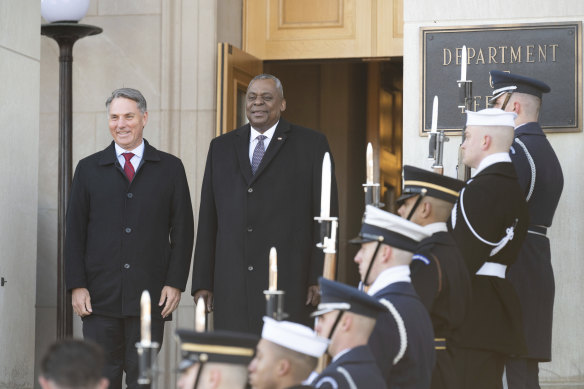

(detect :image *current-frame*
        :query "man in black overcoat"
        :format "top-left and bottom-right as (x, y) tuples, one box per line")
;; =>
(65, 88), (195, 389)
(192, 74), (338, 334)
(448, 108), (529, 389)
(490, 70), (564, 389)
(351, 205), (435, 388)
(397, 165), (470, 389)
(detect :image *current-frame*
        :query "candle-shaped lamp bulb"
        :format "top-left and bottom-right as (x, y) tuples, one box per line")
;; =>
(140, 290), (151, 346)
(269, 247), (278, 291)
(366, 143), (374, 184)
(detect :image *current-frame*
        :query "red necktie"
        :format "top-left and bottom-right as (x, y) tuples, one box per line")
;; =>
(122, 152), (135, 181)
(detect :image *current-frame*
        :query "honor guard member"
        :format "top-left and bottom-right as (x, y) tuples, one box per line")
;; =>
(175, 329), (258, 389)
(248, 317), (329, 389)
(490, 70), (564, 389)
(397, 165), (471, 389)
(449, 108), (529, 389)
(351, 206), (435, 389)
(311, 277), (388, 389)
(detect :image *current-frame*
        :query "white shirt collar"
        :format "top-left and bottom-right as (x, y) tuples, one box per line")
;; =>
(250, 122), (278, 142)
(332, 347), (352, 362)
(474, 152), (511, 175)
(422, 222), (447, 235)
(115, 140), (144, 158)
(514, 122), (527, 130)
(367, 265), (411, 296)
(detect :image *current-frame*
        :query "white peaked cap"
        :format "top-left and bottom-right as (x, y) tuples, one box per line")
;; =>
(261, 317), (329, 358)
(466, 108), (517, 127)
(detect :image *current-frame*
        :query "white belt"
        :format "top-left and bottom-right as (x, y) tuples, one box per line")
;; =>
(475, 262), (507, 279)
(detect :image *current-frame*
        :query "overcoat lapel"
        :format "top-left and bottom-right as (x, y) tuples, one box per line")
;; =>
(98, 142), (126, 179)
(234, 125), (254, 185)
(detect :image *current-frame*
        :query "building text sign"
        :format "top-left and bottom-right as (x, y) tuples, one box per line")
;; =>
(421, 22), (581, 134)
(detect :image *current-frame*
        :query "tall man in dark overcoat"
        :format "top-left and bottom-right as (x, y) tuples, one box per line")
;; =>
(192, 74), (338, 334)
(448, 108), (528, 389)
(65, 88), (195, 389)
(489, 71), (564, 388)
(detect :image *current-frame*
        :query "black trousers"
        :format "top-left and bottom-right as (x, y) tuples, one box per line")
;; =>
(82, 315), (165, 389)
(453, 347), (506, 389)
(506, 358), (540, 389)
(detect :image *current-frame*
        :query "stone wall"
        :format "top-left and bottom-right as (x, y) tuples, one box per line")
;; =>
(0, 1), (40, 388)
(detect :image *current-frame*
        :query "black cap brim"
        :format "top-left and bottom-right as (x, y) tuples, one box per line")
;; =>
(396, 192), (417, 206)
(348, 235), (375, 245)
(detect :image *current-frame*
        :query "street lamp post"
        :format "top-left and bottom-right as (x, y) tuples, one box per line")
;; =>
(41, 1), (102, 339)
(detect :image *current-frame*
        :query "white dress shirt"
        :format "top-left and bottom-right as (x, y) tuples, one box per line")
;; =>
(115, 140), (144, 173)
(249, 122), (278, 163)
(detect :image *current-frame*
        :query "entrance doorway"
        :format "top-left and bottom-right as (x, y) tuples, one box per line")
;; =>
(264, 59), (403, 285)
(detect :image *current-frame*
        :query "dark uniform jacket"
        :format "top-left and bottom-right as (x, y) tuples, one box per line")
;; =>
(313, 345), (387, 389)
(411, 226), (471, 389)
(192, 119), (338, 333)
(507, 122), (563, 361)
(368, 276), (435, 388)
(65, 140), (195, 320)
(449, 159), (528, 355)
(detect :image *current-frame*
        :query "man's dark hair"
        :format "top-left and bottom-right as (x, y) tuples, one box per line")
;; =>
(105, 87), (148, 114)
(40, 339), (105, 389)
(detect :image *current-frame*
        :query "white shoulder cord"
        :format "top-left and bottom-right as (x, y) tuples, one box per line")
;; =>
(315, 376), (338, 389)
(459, 187), (516, 256)
(379, 298), (407, 365)
(515, 138), (536, 202)
(336, 367), (358, 389)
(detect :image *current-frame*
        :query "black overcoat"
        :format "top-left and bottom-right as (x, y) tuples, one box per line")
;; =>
(192, 119), (338, 333)
(448, 161), (528, 355)
(507, 122), (564, 361)
(65, 140), (195, 320)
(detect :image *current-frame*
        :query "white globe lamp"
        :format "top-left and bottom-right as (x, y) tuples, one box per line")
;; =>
(41, 0), (90, 23)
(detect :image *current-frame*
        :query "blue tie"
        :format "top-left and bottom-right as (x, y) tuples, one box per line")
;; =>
(251, 135), (267, 175)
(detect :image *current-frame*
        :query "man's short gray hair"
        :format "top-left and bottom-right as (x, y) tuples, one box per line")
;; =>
(105, 88), (147, 114)
(248, 74), (284, 98)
